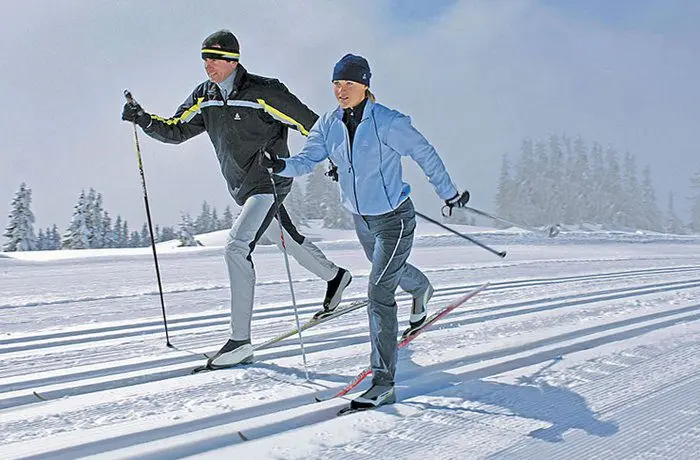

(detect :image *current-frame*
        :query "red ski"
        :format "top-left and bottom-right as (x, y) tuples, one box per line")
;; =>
(318, 282), (489, 402)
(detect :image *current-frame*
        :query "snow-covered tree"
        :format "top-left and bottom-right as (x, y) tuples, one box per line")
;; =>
(666, 192), (683, 234)
(140, 223), (150, 247)
(639, 165), (661, 231)
(304, 165), (331, 220)
(102, 212), (116, 248)
(210, 207), (220, 232)
(85, 188), (105, 249)
(128, 230), (141, 248)
(621, 153), (640, 228)
(283, 181), (308, 227)
(690, 169), (700, 233)
(195, 201), (213, 234)
(62, 190), (90, 249)
(494, 155), (514, 226)
(160, 225), (177, 242)
(323, 183), (353, 229)
(222, 205), (234, 229)
(178, 212), (199, 246)
(3, 182), (37, 251)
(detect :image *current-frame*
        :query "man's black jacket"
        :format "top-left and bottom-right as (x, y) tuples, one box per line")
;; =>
(143, 64), (318, 204)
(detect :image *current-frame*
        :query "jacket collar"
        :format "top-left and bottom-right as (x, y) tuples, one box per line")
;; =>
(205, 63), (248, 100)
(333, 96), (374, 121)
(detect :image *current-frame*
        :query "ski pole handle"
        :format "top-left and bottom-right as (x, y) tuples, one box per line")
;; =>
(123, 89), (137, 105)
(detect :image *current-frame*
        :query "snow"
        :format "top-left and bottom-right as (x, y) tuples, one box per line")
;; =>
(2, 223), (700, 459)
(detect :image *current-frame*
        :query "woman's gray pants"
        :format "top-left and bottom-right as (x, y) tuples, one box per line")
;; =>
(353, 198), (430, 386)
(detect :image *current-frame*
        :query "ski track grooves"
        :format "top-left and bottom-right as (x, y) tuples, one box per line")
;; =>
(14, 300), (700, 459)
(1, 270), (699, 413)
(2, 264), (697, 352)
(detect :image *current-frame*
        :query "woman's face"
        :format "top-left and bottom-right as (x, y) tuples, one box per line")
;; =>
(333, 80), (367, 109)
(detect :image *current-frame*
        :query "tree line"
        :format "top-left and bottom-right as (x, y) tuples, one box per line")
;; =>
(2, 163), (355, 252)
(492, 134), (700, 233)
(4, 145), (700, 252)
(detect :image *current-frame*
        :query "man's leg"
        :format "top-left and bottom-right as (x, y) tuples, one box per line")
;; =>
(262, 203), (351, 312)
(223, 195), (276, 340)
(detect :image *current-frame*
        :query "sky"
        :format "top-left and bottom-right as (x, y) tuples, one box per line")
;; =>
(1, 0), (699, 230)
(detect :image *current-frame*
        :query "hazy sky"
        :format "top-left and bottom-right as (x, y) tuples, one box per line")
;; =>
(1, 0), (698, 230)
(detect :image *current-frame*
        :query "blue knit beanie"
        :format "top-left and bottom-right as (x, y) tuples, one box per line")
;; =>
(332, 54), (371, 87)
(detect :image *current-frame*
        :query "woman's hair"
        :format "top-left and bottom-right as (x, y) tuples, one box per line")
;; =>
(366, 89), (376, 102)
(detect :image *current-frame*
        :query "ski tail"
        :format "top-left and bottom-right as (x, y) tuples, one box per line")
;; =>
(319, 282), (490, 402)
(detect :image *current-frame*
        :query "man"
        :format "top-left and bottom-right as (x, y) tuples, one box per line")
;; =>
(121, 30), (352, 368)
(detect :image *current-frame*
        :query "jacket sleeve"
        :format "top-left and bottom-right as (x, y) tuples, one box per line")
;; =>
(255, 80), (319, 137)
(277, 117), (329, 177)
(384, 112), (459, 200)
(142, 90), (206, 144)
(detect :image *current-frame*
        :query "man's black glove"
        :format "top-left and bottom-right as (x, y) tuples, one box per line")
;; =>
(259, 150), (285, 174)
(121, 102), (152, 129)
(443, 190), (470, 216)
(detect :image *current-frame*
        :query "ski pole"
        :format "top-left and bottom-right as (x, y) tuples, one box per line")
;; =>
(264, 153), (310, 381)
(123, 89), (172, 348)
(462, 206), (561, 238)
(415, 210), (506, 259)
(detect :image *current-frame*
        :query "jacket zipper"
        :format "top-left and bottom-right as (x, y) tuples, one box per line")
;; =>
(344, 123), (362, 215)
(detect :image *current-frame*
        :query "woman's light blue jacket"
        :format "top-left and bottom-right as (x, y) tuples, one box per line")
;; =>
(279, 98), (458, 216)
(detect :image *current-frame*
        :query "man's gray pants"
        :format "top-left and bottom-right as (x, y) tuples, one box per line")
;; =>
(225, 194), (338, 341)
(353, 198), (430, 386)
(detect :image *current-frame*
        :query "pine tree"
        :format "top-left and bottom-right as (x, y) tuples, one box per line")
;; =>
(113, 215), (124, 248)
(322, 183), (353, 229)
(639, 165), (661, 231)
(178, 213), (199, 246)
(621, 153), (641, 229)
(666, 192), (683, 234)
(3, 182), (38, 251)
(140, 223), (150, 247)
(44, 225), (61, 250)
(62, 190), (90, 249)
(121, 220), (130, 248)
(513, 139), (537, 226)
(283, 181), (308, 227)
(588, 142), (606, 224)
(36, 228), (46, 251)
(304, 165), (330, 220)
(604, 146), (623, 228)
(84, 188), (105, 249)
(102, 211), (115, 248)
(494, 154), (513, 227)
(210, 208), (220, 232)
(570, 136), (591, 224)
(195, 201), (212, 234)
(129, 230), (141, 248)
(690, 169), (700, 233)
(222, 205), (234, 229)
(160, 226), (177, 242)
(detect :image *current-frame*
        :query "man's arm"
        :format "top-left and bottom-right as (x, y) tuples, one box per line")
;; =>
(142, 90), (207, 144)
(255, 79), (319, 137)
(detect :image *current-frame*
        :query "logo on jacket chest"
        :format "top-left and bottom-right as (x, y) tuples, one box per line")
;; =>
(234, 113), (241, 120)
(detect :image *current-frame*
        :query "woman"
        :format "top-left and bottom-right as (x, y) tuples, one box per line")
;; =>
(261, 54), (469, 409)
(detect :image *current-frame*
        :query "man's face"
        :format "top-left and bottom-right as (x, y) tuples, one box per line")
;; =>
(203, 45), (237, 83)
(333, 80), (367, 109)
